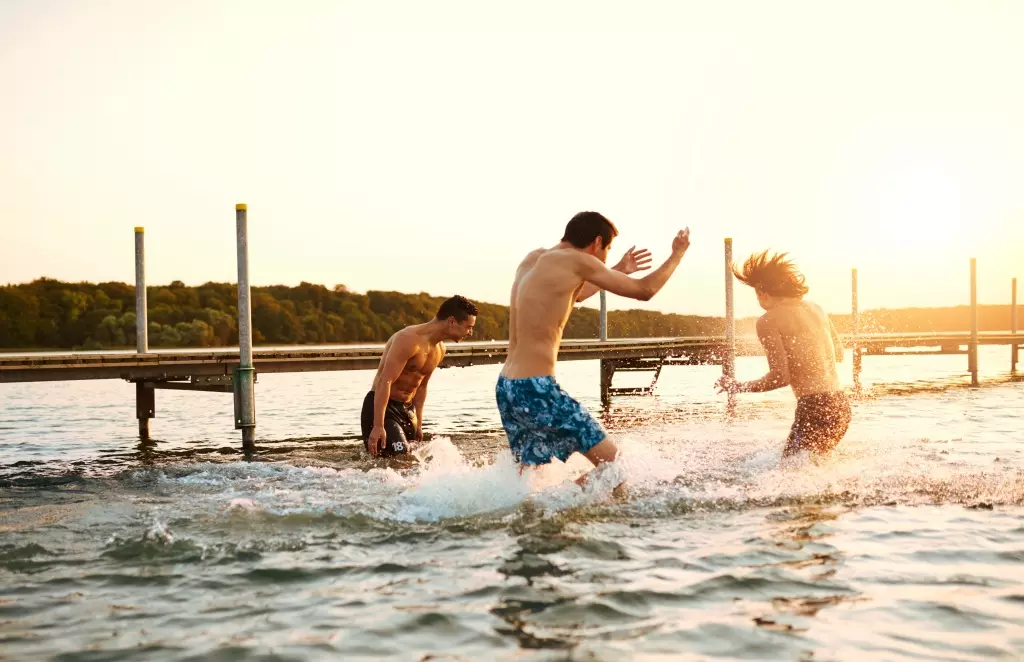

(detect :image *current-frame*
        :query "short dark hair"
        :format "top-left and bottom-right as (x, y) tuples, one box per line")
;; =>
(436, 295), (478, 321)
(732, 250), (809, 298)
(562, 211), (619, 249)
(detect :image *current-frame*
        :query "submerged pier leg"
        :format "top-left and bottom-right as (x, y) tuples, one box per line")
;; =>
(235, 203), (257, 453)
(969, 258), (979, 387)
(136, 382), (155, 441)
(600, 359), (615, 407)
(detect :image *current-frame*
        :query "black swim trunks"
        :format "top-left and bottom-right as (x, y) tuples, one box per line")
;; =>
(782, 391), (851, 457)
(360, 391), (418, 457)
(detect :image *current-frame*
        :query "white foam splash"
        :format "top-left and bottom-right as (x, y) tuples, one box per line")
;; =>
(142, 520), (174, 544)
(155, 417), (1023, 525)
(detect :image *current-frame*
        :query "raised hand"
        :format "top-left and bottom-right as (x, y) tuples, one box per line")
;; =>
(614, 246), (653, 275)
(672, 227), (691, 255)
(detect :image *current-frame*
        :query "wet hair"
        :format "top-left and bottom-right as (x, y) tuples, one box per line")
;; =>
(436, 295), (478, 322)
(732, 250), (809, 298)
(561, 211), (619, 249)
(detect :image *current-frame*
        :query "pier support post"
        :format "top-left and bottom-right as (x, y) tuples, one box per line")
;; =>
(599, 359), (614, 407)
(134, 227), (152, 439)
(136, 382), (154, 440)
(723, 238), (735, 380)
(852, 268), (861, 390)
(234, 203), (257, 452)
(969, 258), (979, 386)
(1012, 277), (1018, 373)
(723, 239), (736, 411)
(599, 290), (608, 341)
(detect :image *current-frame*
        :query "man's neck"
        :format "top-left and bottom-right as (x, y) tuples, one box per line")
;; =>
(423, 320), (449, 344)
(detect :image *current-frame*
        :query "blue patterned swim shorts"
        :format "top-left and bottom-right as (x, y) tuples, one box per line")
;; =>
(495, 375), (607, 465)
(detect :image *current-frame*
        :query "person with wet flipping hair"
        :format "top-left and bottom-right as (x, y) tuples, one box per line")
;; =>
(716, 251), (851, 458)
(362, 296), (478, 457)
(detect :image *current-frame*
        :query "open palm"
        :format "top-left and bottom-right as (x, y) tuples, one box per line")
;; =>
(615, 246), (653, 275)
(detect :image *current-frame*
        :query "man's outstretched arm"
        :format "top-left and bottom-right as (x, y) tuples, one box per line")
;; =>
(718, 317), (791, 394)
(577, 230), (689, 302)
(576, 246), (653, 303)
(368, 339), (416, 455)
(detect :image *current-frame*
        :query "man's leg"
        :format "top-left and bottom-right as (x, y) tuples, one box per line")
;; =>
(582, 437), (619, 466)
(360, 391), (375, 452)
(577, 437), (622, 488)
(382, 418), (411, 456)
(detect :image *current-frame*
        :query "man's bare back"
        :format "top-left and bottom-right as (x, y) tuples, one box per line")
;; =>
(504, 236), (690, 379)
(758, 300), (843, 398)
(503, 248), (595, 380)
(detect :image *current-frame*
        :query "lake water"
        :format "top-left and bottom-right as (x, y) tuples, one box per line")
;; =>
(1, 346), (1022, 661)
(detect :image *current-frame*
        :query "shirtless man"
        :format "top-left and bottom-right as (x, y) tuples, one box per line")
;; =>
(716, 251), (851, 457)
(362, 295), (478, 457)
(497, 211), (691, 483)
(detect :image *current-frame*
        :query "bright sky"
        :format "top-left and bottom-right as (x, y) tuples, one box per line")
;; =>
(1, 0), (1022, 317)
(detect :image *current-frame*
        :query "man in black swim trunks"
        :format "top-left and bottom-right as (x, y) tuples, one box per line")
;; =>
(716, 251), (851, 457)
(362, 296), (478, 457)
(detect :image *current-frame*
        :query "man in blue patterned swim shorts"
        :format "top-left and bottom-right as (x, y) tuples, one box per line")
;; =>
(499, 211), (691, 485)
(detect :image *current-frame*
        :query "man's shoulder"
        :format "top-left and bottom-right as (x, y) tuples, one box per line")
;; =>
(536, 247), (593, 271)
(388, 326), (422, 347)
(519, 247), (549, 265)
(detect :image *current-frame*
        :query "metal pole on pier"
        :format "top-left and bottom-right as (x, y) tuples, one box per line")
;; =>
(723, 238), (735, 380)
(135, 228), (148, 353)
(134, 227), (153, 439)
(234, 204), (257, 452)
(852, 268), (861, 390)
(723, 238), (737, 413)
(969, 258), (979, 387)
(599, 290), (608, 341)
(1012, 277), (1018, 373)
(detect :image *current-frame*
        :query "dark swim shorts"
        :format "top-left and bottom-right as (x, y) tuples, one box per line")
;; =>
(360, 391), (417, 456)
(782, 391), (851, 457)
(495, 375), (607, 465)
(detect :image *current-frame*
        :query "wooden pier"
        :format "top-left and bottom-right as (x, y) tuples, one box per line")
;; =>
(0, 208), (1019, 451)
(1, 331), (1019, 443)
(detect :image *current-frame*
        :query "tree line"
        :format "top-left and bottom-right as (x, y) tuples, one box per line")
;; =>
(0, 278), (1016, 350)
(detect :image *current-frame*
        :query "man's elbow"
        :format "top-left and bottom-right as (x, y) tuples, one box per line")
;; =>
(633, 283), (655, 302)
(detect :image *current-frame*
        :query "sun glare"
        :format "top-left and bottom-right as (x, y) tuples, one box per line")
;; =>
(857, 154), (970, 259)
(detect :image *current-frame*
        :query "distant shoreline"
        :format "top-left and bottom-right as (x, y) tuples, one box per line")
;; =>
(0, 278), (1017, 352)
